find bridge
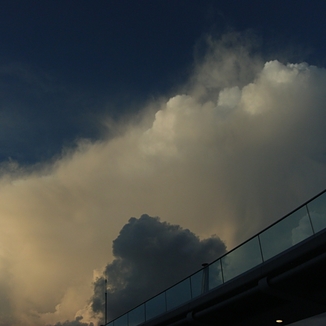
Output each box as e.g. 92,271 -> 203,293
106,189 -> 326,326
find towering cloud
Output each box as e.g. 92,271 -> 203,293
91,215 -> 226,322
49,316 -> 94,326
0,34 -> 326,325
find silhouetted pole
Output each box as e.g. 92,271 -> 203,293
105,279 -> 108,325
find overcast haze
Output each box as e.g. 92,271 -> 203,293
0,1 -> 326,326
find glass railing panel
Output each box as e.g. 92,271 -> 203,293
307,191 -> 326,233
291,207 -> 314,245
145,292 -> 166,321
166,278 -> 191,310
260,206 -> 313,261
190,270 -> 203,298
128,304 -> 145,326
221,236 -> 262,282
209,259 -> 224,290
114,314 -> 128,326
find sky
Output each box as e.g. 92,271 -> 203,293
0,1 -> 326,325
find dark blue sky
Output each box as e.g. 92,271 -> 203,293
1,0 -> 326,164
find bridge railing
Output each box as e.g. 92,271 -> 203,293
107,189 -> 326,326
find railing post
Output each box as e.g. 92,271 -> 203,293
201,263 -> 209,294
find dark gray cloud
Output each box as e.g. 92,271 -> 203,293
91,214 -> 226,321
49,316 -> 94,326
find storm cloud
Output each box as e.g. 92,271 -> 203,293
0,34 -> 326,325
91,215 -> 226,321
48,316 -> 94,326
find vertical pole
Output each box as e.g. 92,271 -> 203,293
105,279 -> 108,325
201,263 -> 209,294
